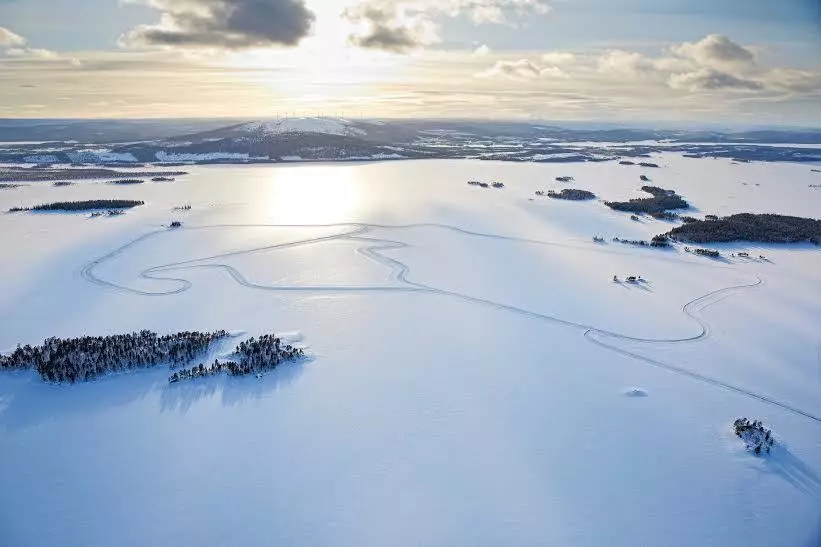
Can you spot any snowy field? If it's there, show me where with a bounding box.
[0,155,820,546]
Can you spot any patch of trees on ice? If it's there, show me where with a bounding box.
[169,334,304,383]
[8,199,145,213]
[0,330,229,384]
[547,188,595,200]
[107,178,144,185]
[604,186,688,215]
[666,213,821,244]
[733,418,774,455]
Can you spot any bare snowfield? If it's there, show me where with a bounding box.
[0,155,820,547]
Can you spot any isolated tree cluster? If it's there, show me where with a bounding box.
[8,199,145,212]
[169,334,304,383]
[0,330,228,384]
[547,188,596,200]
[692,248,720,257]
[604,186,688,214]
[666,213,821,244]
[733,418,774,455]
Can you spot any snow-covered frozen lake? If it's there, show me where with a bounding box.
[1,156,820,546]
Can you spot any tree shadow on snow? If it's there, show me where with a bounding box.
[757,444,821,499]
[159,358,309,414]
[0,359,308,429]
[0,368,164,431]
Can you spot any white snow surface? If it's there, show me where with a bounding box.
[22,154,59,163]
[239,117,366,137]
[66,150,139,163]
[0,154,820,547]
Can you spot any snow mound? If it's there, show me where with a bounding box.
[238,118,366,137]
[624,387,648,397]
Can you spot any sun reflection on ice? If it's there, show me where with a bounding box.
[265,165,362,224]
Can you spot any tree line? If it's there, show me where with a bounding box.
[8,199,145,212]
[666,213,821,244]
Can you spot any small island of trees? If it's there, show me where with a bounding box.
[665,213,821,244]
[733,418,774,455]
[8,199,145,213]
[0,330,228,383]
[547,188,596,200]
[107,179,145,185]
[170,334,304,382]
[604,185,688,215]
[0,330,306,385]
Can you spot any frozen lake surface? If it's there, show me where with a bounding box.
[1,156,820,546]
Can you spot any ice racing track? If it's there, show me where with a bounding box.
[81,222,820,424]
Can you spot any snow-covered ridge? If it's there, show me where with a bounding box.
[237,117,366,138]
[155,151,268,162]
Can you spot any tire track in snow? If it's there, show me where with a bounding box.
[79,222,818,423]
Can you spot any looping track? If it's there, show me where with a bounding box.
[80,222,819,423]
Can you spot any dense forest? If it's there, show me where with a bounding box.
[604,186,688,214]
[0,330,305,385]
[666,213,821,244]
[0,330,228,383]
[8,199,145,212]
[170,334,304,383]
[547,188,596,200]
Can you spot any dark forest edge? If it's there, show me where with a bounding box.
[0,330,304,384]
[664,213,821,244]
[8,199,145,212]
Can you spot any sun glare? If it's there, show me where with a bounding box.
[265,165,362,224]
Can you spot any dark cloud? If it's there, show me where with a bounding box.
[124,0,315,49]
[344,6,424,52]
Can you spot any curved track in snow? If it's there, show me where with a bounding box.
[79,221,820,423]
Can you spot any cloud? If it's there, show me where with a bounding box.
[477,58,567,80]
[597,50,654,76]
[122,0,315,50]
[667,68,762,92]
[671,34,754,69]
[5,47,58,59]
[344,4,438,52]
[473,44,490,56]
[0,26,26,47]
[473,34,821,99]
[345,0,551,52]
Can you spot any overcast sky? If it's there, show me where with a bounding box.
[1,0,820,124]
